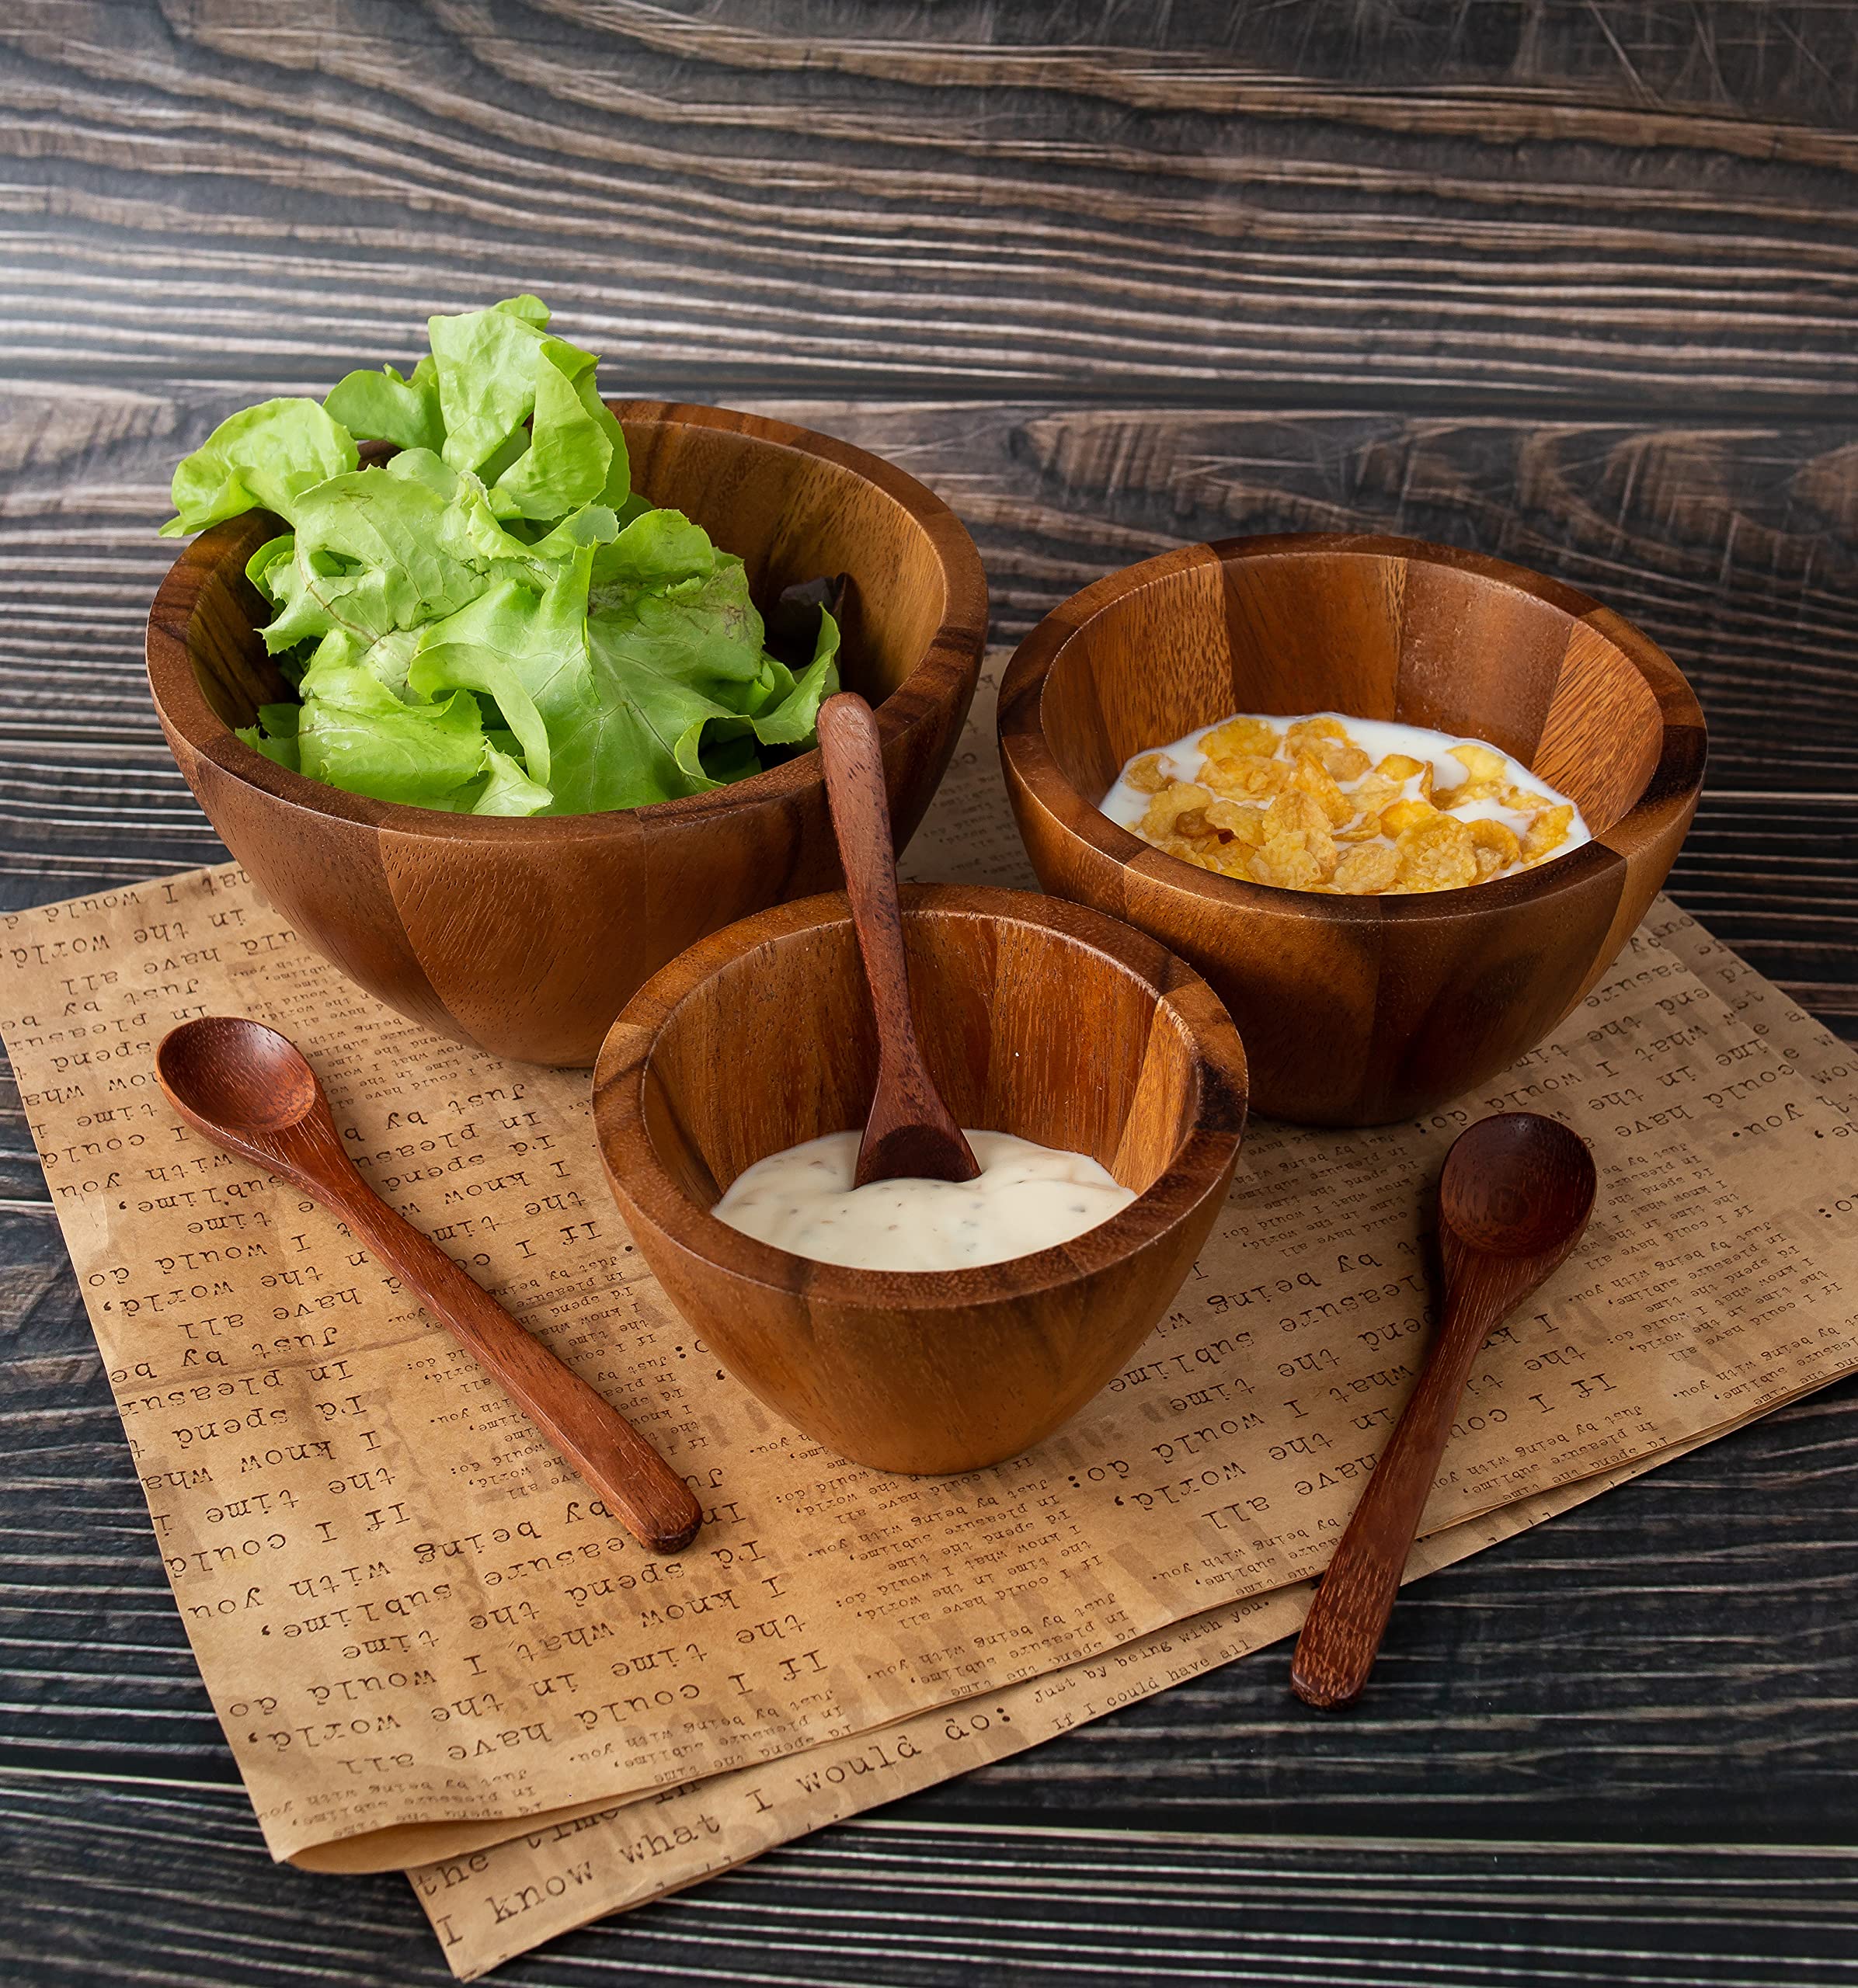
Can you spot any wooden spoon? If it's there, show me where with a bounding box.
[816,690,979,1188]
[1289,1111,1597,1708]
[155,1016,703,1555]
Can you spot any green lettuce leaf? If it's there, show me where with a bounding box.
[474,742,551,816]
[279,463,538,644]
[256,544,346,652]
[236,698,302,772]
[410,515,842,812]
[428,297,597,478]
[495,293,551,328]
[245,533,295,603]
[489,347,616,522]
[573,367,632,509]
[378,445,457,499]
[529,503,620,561]
[744,609,841,745]
[407,548,591,794]
[161,294,839,818]
[325,354,444,453]
[294,661,490,808]
[295,626,422,701]
[162,398,357,537]
[575,551,838,804]
[591,506,715,593]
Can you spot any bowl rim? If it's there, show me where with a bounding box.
[592,883,1250,1310]
[997,530,1708,924]
[146,399,989,842]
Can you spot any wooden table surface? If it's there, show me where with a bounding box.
[5,5,1858,1983]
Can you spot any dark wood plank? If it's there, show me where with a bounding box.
[7,1780,1858,1988]
[12,391,1858,765]
[2,2,1857,410]
[912,1386,1858,1845]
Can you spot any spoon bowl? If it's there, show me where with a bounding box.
[593,885,1249,1473]
[997,532,1706,1124]
[148,402,987,1067]
[158,1016,320,1136]
[1441,1112,1597,1258]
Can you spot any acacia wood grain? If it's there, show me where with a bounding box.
[1000,533,1707,1124]
[816,690,979,1187]
[593,885,1247,1473]
[1291,1114,1598,1708]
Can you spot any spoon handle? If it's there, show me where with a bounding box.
[315,1159,703,1555]
[1288,1289,1494,1708]
[816,692,978,1187]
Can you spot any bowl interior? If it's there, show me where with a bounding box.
[637,905,1206,1211]
[183,409,952,739]
[1040,545,1663,836]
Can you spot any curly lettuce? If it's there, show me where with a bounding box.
[160,297,838,816]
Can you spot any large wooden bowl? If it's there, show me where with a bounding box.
[998,533,1706,1126]
[593,886,1248,1474]
[146,403,986,1066]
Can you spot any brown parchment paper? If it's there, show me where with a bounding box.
[5,659,1856,1955]
[408,1436,1704,1974]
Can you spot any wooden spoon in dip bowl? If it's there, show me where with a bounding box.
[1290,1111,1597,1707]
[816,690,979,1188]
[155,1015,703,1555]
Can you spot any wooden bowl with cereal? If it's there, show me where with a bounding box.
[998,533,1706,1125]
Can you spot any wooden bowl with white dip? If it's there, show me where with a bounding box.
[998,532,1707,1126]
[592,885,1248,1474]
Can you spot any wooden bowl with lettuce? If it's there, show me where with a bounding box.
[145,297,986,1065]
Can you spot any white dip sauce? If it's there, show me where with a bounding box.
[713,1129,1136,1272]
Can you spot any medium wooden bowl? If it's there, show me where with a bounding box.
[593,886,1248,1474]
[998,533,1706,1126]
[146,402,986,1066]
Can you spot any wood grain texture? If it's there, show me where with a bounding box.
[593,885,1246,1472]
[816,691,980,1188]
[6,2,1858,1980]
[999,533,1705,1122]
[1292,1114,1598,1708]
[3,2,1858,410]
[9,1786,1858,1988]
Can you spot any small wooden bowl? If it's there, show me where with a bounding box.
[593,886,1248,1474]
[998,533,1707,1126]
[146,402,986,1066]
